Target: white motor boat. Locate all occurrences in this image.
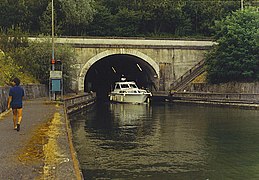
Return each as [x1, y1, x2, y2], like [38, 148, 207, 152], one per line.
[109, 81, 152, 104]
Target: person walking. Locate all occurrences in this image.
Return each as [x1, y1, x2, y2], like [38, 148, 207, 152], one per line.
[7, 77, 25, 131]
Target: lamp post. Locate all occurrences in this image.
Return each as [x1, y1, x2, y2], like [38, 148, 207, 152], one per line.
[50, 0, 55, 100]
[50, 0, 63, 100]
[51, 0, 55, 70]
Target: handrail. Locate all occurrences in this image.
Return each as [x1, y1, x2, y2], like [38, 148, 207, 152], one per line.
[171, 59, 205, 91]
[64, 92, 96, 110]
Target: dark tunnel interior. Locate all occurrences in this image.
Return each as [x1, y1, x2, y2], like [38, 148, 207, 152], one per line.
[84, 54, 157, 101]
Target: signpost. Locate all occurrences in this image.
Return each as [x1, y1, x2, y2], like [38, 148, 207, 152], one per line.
[49, 62, 63, 101]
[49, 0, 63, 101]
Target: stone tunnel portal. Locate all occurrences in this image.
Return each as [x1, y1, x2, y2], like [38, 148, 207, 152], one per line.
[84, 54, 158, 100]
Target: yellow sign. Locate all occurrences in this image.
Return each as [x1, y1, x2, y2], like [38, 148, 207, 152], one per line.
[50, 71, 62, 78]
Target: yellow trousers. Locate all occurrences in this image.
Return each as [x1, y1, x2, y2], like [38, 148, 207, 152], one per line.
[12, 108, 23, 128]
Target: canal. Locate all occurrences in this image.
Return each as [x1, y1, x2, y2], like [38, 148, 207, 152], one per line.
[69, 102, 259, 179]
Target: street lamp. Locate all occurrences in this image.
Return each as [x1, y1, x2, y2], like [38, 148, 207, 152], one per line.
[50, 1, 63, 100]
[51, 0, 55, 70]
[50, 0, 56, 100]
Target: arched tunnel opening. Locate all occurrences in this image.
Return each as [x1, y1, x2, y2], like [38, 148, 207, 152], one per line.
[84, 54, 158, 101]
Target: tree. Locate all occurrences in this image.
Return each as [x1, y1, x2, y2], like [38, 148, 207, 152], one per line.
[0, 0, 28, 32]
[14, 38, 75, 90]
[0, 50, 38, 86]
[206, 8, 259, 83]
[0, 0, 249, 37]
[39, 2, 54, 35]
[0, 0, 95, 36]
[85, 0, 239, 37]
[114, 8, 140, 36]
[24, 0, 49, 34]
[84, 2, 116, 36]
[58, 0, 95, 35]
[0, 28, 29, 52]
[182, 0, 239, 36]
[39, 2, 63, 35]
[0, 28, 38, 86]
[0, 32, 75, 90]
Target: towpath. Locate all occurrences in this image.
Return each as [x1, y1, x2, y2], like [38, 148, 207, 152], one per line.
[0, 98, 81, 179]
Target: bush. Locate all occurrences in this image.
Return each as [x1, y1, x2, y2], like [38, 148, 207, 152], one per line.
[206, 8, 259, 83]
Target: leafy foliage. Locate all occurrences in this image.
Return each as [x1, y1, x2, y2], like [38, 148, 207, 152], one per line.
[206, 8, 259, 83]
[0, 0, 247, 37]
[12, 38, 75, 90]
[0, 28, 38, 86]
[0, 29, 75, 89]
[85, 0, 242, 37]
[0, 28, 29, 52]
[0, 0, 95, 36]
[60, 0, 94, 26]
[0, 50, 38, 86]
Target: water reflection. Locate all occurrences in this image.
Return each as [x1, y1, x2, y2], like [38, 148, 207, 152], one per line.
[110, 103, 151, 128]
[69, 103, 259, 179]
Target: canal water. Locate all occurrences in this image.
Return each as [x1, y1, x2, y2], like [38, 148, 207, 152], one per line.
[69, 102, 259, 179]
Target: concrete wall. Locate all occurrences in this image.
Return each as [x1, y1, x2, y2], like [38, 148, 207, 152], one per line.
[22, 84, 48, 99]
[73, 44, 211, 92]
[190, 82, 259, 94]
[64, 92, 96, 114]
[173, 92, 259, 103]
[0, 87, 9, 113]
[75, 47, 208, 80]
[49, 37, 215, 92]
[0, 84, 48, 113]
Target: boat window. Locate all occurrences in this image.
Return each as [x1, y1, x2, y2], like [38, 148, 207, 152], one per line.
[130, 84, 138, 88]
[121, 84, 129, 88]
[115, 84, 120, 89]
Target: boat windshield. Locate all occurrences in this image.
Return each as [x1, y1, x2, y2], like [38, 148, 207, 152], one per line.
[129, 84, 138, 88]
[115, 84, 120, 89]
[115, 82, 138, 89]
[121, 84, 130, 88]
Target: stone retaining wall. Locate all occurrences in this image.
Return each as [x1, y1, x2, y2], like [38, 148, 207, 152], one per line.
[190, 82, 259, 93]
[0, 84, 48, 113]
[64, 92, 96, 114]
[172, 92, 259, 104]
[170, 82, 259, 108]
[0, 87, 9, 113]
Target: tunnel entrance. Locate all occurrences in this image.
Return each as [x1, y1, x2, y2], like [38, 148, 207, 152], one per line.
[84, 54, 158, 101]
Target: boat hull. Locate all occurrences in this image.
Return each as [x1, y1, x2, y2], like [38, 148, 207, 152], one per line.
[109, 93, 150, 104]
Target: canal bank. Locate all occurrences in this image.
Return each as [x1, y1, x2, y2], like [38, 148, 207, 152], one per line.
[170, 92, 259, 109]
[0, 92, 96, 179]
[143, 91, 259, 109]
[167, 75, 259, 109]
[153, 81, 259, 109]
[0, 98, 80, 179]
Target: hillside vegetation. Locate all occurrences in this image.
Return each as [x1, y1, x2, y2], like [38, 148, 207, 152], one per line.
[2, 0, 257, 37]
[0, 30, 75, 89]
[0, 50, 39, 86]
